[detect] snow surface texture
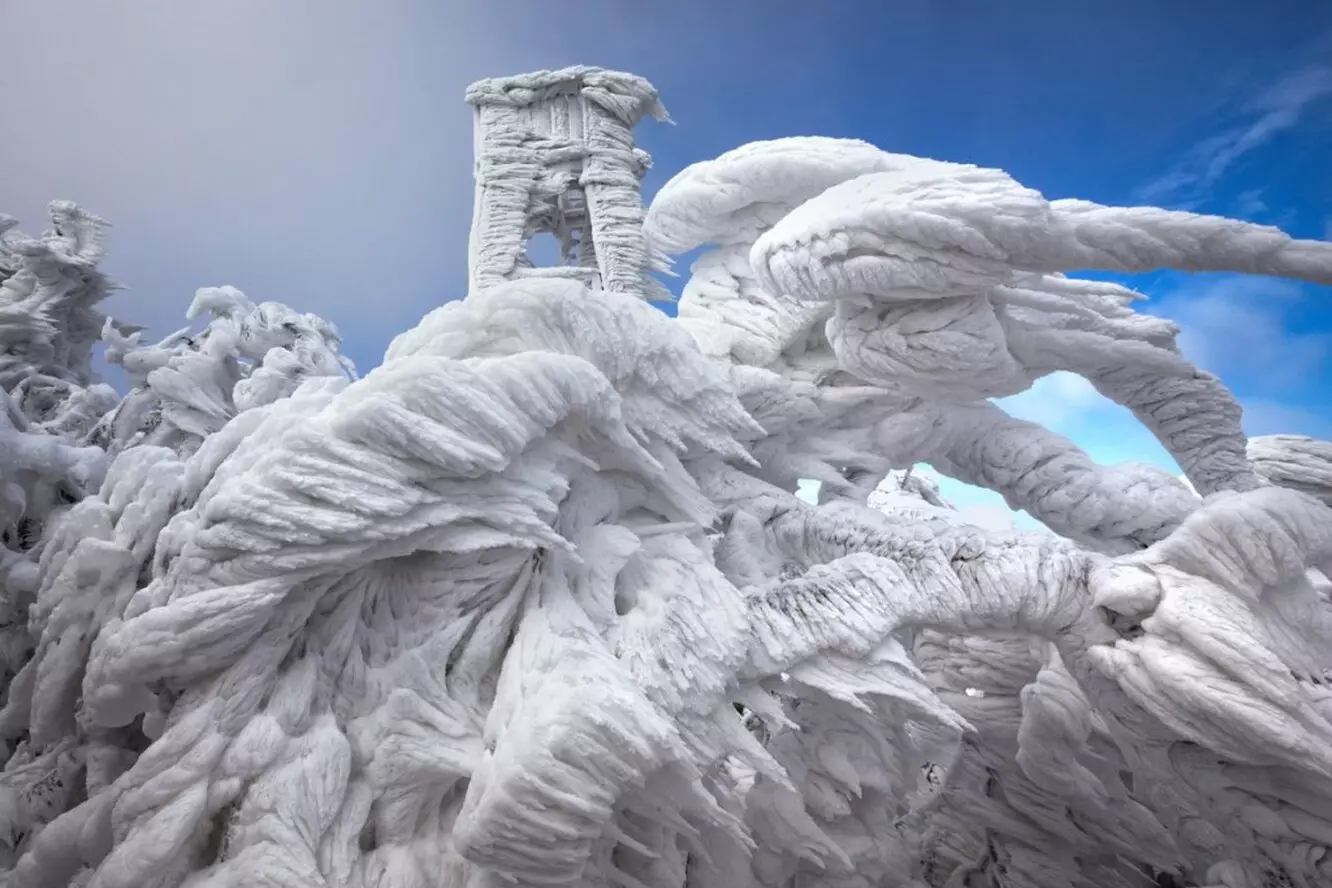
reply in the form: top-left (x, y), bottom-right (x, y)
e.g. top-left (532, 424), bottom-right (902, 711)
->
top-left (3, 66), bottom-right (1332, 888)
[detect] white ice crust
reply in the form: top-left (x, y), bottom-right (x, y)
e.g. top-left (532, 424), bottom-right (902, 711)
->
top-left (3, 78), bottom-right (1332, 888)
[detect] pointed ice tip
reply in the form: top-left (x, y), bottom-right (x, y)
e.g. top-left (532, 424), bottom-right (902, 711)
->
top-left (647, 100), bottom-right (673, 125)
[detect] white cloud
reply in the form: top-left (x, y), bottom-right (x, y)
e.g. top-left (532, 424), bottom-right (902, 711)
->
top-left (992, 372), bottom-right (1175, 471)
top-left (1232, 188), bottom-right (1269, 219)
top-left (1135, 169), bottom-right (1201, 204)
top-left (1205, 65), bottom-right (1332, 180)
top-left (1154, 276), bottom-right (1330, 389)
top-left (996, 372), bottom-right (1104, 431)
top-left (1137, 62), bottom-right (1332, 205)
top-left (1136, 131), bottom-right (1236, 202)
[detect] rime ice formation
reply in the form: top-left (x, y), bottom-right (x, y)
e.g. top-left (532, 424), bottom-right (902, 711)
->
top-left (465, 66), bottom-right (671, 299)
top-left (4, 66), bottom-right (1332, 888)
top-left (1247, 435), bottom-right (1332, 505)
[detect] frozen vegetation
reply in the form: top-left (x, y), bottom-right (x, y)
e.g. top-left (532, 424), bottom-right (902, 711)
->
top-left (3, 67), bottom-right (1332, 888)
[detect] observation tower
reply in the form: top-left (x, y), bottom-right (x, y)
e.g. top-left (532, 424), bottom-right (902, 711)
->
top-left (464, 66), bottom-right (670, 300)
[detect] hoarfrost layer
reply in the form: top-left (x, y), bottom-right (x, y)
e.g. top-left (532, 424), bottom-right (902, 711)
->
top-left (3, 67), bottom-right (1332, 888)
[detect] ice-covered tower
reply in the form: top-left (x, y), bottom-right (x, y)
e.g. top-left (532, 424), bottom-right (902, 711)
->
top-left (464, 66), bottom-right (671, 300)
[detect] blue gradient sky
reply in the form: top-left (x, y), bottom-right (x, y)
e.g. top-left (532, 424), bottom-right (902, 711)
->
top-left (3, 0), bottom-right (1330, 525)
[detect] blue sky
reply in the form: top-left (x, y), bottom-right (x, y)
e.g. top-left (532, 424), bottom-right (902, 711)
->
top-left (3, 0), bottom-right (1329, 528)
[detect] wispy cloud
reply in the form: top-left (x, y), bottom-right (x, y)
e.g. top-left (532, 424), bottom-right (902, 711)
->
top-left (1137, 63), bottom-right (1332, 204)
top-left (1206, 65), bottom-right (1332, 177)
top-left (1232, 188), bottom-right (1269, 219)
top-left (1155, 276), bottom-right (1331, 390)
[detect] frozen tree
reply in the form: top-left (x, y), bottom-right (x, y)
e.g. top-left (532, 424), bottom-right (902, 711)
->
top-left (2, 66), bottom-right (1332, 888)
top-left (0, 209), bottom-right (357, 882)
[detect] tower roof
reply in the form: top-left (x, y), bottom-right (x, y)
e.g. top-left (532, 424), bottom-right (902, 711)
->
top-left (465, 66), bottom-right (670, 128)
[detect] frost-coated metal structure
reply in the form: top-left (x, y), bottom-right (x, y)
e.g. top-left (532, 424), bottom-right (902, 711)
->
top-left (4, 67), bottom-right (1332, 888)
top-left (465, 67), bottom-right (670, 299)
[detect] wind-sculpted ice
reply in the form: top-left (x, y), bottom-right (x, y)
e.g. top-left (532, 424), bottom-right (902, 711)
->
top-left (95, 284), bottom-right (357, 455)
top-left (1247, 434), bottom-right (1332, 505)
top-left (1, 205), bottom-right (120, 752)
top-left (3, 120), bottom-right (1332, 888)
top-left (0, 205), bottom-right (358, 880)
